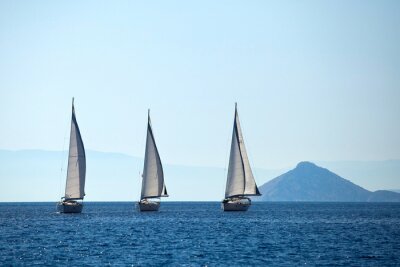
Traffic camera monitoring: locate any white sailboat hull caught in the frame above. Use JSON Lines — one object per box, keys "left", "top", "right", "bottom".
{"left": 137, "top": 200, "right": 160, "bottom": 212}
{"left": 222, "top": 198, "right": 251, "bottom": 211}
{"left": 57, "top": 201, "right": 83, "bottom": 213}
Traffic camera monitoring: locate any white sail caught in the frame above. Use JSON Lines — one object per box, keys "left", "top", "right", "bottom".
{"left": 141, "top": 111, "right": 168, "bottom": 199}
{"left": 64, "top": 99, "right": 86, "bottom": 200}
{"left": 225, "top": 104, "right": 261, "bottom": 198}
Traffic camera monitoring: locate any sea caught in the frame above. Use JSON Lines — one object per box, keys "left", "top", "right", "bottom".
{"left": 0, "top": 202, "right": 399, "bottom": 266}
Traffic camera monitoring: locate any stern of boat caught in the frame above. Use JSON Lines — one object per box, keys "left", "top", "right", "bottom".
{"left": 137, "top": 199, "right": 160, "bottom": 212}
{"left": 57, "top": 200, "right": 83, "bottom": 213}
{"left": 222, "top": 197, "right": 251, "bottom": 211}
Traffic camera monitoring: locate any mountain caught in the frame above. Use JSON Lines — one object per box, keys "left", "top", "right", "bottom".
{"left": 257, "top": 162, "right": 400, "bottom": 202}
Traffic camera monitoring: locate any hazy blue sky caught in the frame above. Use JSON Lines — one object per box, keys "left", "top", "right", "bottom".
{"left": 1, "top": 0, "right": 399, "bottom": 170}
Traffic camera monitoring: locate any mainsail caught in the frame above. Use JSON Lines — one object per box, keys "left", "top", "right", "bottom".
{"left": 141, "top": 111, "right": 168, "bottom": 199}
{"left": 225, "top": 104, "right": 261, "bottom": 198}
{"left": 64, "top": 99, "right": 86, "bottom": 200}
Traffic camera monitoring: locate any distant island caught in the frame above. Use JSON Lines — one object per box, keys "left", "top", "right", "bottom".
{"left": 256, "top": 162, "right": 400, "bottom": 202}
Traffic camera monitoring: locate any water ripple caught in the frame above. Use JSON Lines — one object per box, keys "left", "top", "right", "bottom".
{"left": 0, "top": 202, "right": 399, "bottom": 266}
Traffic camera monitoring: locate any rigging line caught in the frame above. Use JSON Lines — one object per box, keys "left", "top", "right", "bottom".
{"left": 223, "top": 116, "right": 233, "bottom": 196}
{"left": 224, "top": 131, "right": 231, "bottom": 177}
{"left": 138, "top": 171, "right": 142, "bottom": 201}
{"left": 138, "top": 110, "right": 148, "bottom": 201}
{"left": 59, "top": 105, "right": 70, "bottom": 199}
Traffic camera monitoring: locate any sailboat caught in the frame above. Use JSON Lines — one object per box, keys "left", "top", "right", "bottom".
{"left": 138, "top": 110, "right": 168, "bottom": 211}
{"left": 222, "top": 103, "right": 261, "bottom": 211}
{"left": 57, "top": 98, "right": 86, "bottom": 213}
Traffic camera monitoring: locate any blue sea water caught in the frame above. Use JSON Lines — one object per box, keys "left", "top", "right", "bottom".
{"left": 0, "top": 202, "right": 399, "bottom": 266}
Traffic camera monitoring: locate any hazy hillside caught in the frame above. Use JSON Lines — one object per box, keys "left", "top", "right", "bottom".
{"left": 0, "top": 149, "right": 279, "bottom": 202}
{"left": 389, "top": 189, "right": 400, "bottom": 193}
{"left": 1, "top": 150, "right": 399, "bottom": 202}
{"left": 368, "top": 190, "right": 400, "bottom": 202}
{"left": 316, "top": 160, "right": 400, "bottom": 192}
{"left": 257, "top": 162, "right": 400, "bottom": 202}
